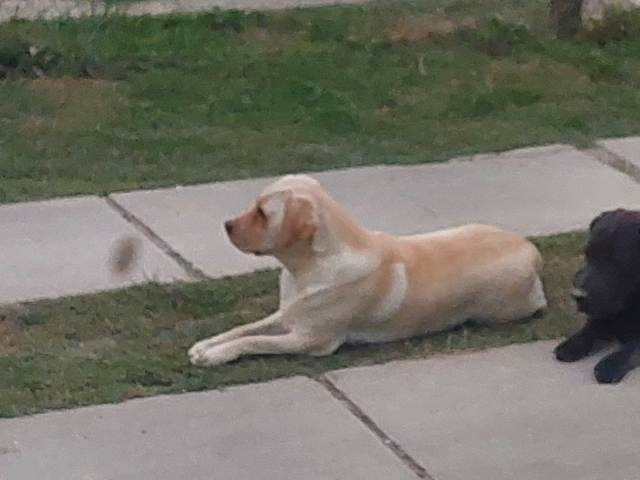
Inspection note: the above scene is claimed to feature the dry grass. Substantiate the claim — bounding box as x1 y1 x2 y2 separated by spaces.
0 305 27 356
26 77 125 132
385 14 478 43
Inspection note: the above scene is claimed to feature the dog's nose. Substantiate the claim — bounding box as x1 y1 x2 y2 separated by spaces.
224 220 233 235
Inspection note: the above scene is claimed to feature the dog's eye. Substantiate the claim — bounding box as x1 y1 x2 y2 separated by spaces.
256 207 267 221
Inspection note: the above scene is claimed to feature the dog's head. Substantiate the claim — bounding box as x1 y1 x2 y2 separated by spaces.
224 175 324 257
573 209 640 319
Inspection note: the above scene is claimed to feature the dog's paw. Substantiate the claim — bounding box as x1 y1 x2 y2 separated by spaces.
554 337 592 363
188 340 211 362
189 344 237 367
594 355 628 384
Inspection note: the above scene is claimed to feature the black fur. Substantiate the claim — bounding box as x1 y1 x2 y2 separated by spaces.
554 209 640 383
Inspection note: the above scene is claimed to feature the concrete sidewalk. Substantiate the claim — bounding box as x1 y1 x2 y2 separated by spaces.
2 139 640 304
2 341 639 480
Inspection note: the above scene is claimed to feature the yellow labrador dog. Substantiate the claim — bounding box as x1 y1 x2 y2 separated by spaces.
189 174 547 366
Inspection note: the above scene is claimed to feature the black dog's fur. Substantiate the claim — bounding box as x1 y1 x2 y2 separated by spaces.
555 209 640 383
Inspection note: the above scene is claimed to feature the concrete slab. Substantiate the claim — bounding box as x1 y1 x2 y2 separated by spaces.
111 166 434 278
313 166 438 234
328 341 640 480
0 377 414 480
599 136 640 170
396 144 640 236
0 196 187 304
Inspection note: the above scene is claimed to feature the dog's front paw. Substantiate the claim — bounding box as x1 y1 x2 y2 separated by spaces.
594 355 628 384
554 336 592 363
188 340 211 363
189 344 237 367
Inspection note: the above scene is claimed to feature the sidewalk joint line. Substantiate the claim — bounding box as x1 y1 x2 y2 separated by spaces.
582 146 640 184
316 375 435 480
105 195 209 281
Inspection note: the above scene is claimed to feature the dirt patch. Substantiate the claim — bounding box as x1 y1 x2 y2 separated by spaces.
483 58 591 94
123 385 147 400
30 77 119 106
0 305 28 356
20 114 48 134
385 15 477 43
23 77 125 132
241 26 271 41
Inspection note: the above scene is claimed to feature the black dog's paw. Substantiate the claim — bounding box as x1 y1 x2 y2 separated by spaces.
554 337 592 363
594 355 628 384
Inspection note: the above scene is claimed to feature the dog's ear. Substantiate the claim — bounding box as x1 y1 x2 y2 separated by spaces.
261 190 291 222
282 194 318 248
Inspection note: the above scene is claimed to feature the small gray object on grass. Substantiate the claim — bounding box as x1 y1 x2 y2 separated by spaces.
110 236 142 275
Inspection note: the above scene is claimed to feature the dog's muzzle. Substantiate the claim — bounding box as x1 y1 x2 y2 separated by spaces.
571 287 589 312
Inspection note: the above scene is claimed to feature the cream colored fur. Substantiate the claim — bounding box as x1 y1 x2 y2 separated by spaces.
189 174 547 366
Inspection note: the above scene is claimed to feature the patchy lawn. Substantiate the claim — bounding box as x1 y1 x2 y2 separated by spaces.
1 1 640 202
0 232 584 417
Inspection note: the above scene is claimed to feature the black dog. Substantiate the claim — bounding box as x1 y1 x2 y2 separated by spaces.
555 209 640 384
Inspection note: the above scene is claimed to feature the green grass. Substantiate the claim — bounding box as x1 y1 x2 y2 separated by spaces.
0 232 584 417
1 1 640 203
